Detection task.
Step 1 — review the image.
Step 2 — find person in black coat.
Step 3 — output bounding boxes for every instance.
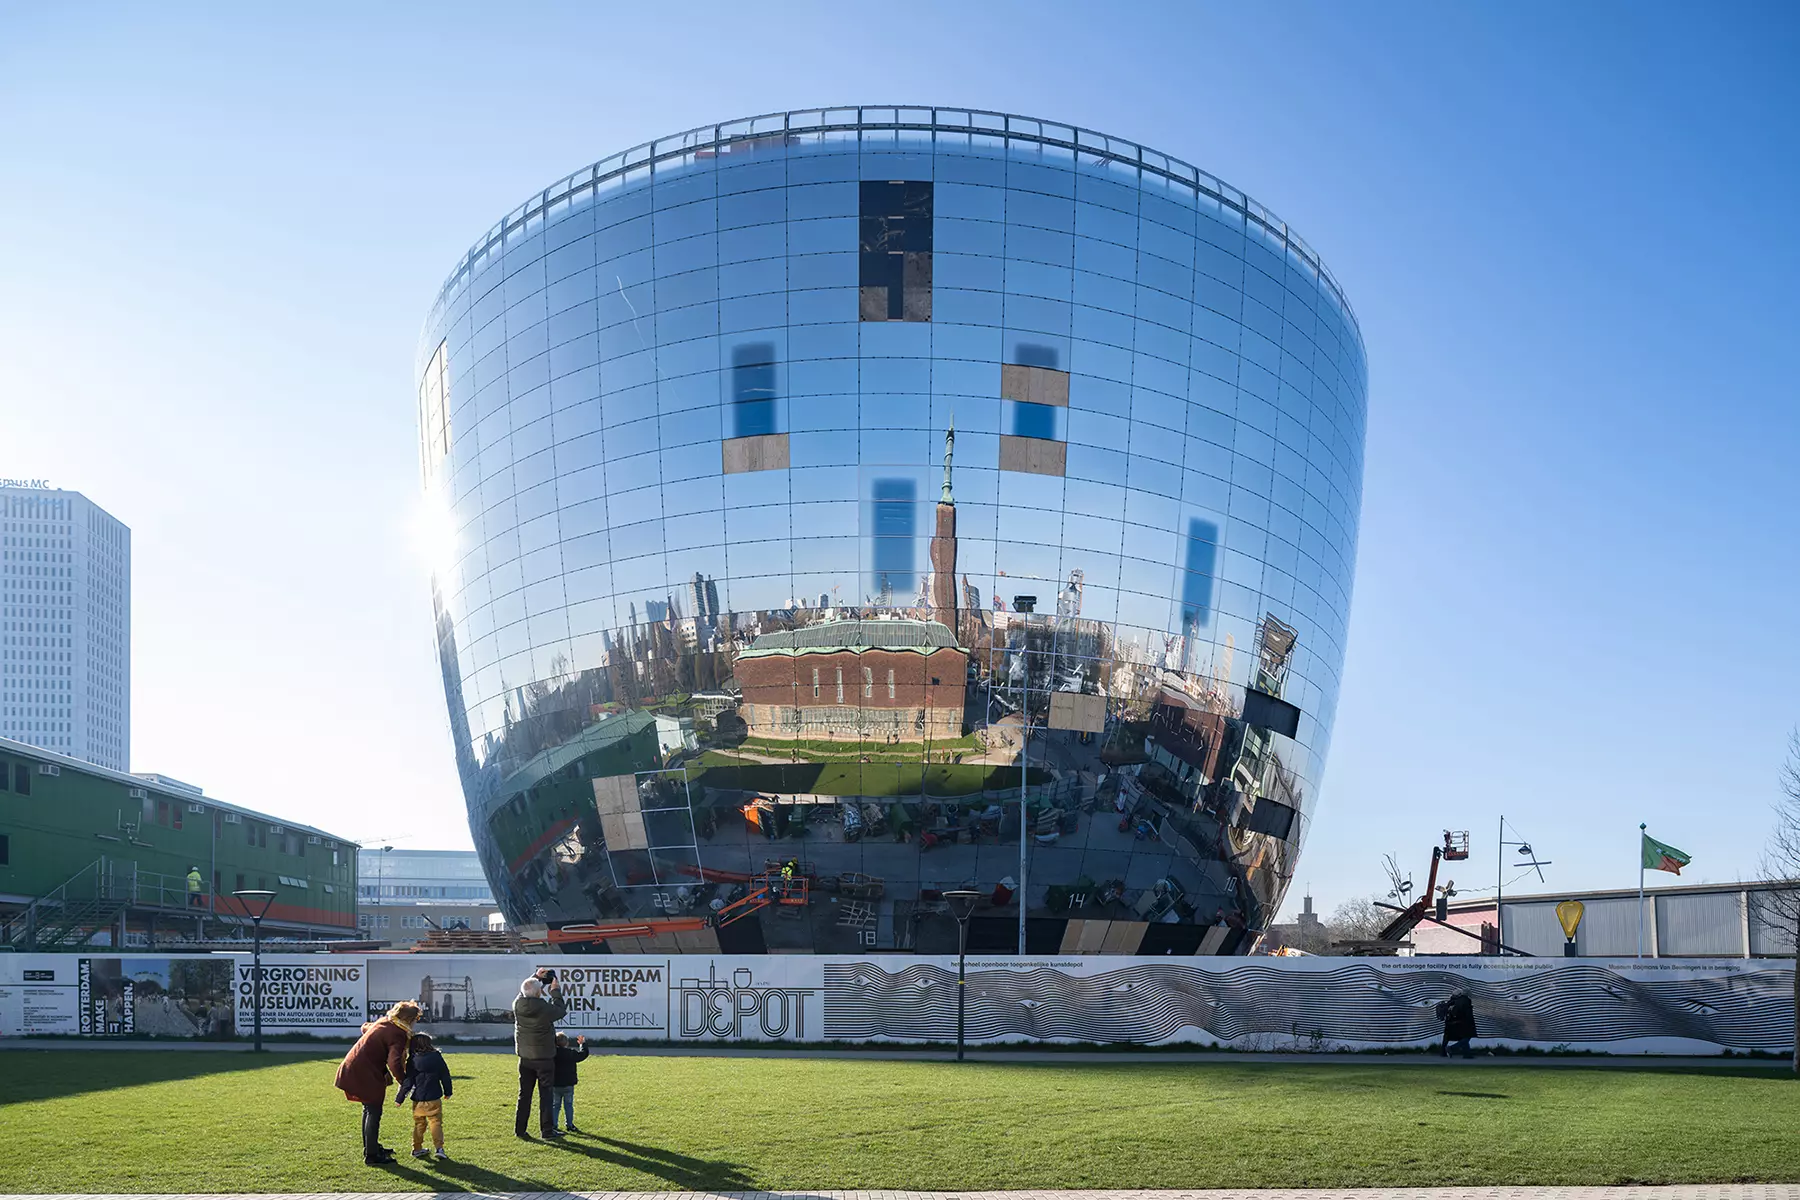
[1435,991,1477,1058]
[395,1033,455,1160]
[551,1032,590,1133]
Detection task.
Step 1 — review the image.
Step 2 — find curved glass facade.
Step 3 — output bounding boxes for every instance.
[418,108,1366,957]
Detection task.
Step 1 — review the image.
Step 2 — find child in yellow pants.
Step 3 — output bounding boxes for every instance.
[411,1099,444,1153]
[395,1033,453,1161]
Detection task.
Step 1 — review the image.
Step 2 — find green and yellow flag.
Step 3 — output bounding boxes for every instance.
[1642,832,1692,875]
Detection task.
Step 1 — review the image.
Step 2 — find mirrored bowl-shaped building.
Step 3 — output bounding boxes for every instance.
[418,107,1366,957]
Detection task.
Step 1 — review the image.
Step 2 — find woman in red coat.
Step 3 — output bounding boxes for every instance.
[335,1001,422,1164]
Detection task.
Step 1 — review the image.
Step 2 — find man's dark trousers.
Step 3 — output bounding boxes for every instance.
[516,1057,556,1135]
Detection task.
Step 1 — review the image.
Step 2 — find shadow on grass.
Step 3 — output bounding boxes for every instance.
[363,1136,753,1193]
[558,1135,754,1190]
[1437,1091,1510,1099]
[0,1049,341,1104]
[363,1159,561,1194]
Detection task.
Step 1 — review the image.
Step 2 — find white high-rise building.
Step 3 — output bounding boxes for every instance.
[0,480,130,770]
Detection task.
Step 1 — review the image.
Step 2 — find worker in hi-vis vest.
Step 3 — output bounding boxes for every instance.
[186,866,204,908]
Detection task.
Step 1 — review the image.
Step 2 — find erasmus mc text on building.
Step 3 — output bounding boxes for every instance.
[416,107,1366,958]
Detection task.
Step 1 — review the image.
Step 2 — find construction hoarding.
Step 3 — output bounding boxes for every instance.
[0,953,1790,1053]
[0,955,234,1037]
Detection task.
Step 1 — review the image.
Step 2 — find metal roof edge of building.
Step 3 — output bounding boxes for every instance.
[736,642,956,660]
[1447,877,1800,910]
[0,734,359,847]
[739,618,962,658]
[0,483,128,524]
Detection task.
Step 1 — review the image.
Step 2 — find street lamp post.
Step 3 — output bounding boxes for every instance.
[1495,817,1550,956]
[1012,595,1039,955]
[944,889,983,1062]
[231,889,277,1052]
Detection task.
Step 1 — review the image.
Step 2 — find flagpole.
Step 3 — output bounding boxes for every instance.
[1637,822,1646,959]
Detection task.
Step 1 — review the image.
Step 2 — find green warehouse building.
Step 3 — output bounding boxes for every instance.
[0,736,359,950]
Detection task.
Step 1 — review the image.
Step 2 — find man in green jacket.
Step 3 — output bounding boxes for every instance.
[513,972,568,1138]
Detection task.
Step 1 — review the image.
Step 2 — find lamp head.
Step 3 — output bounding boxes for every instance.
[943,889,983,922]
[230,888,277,920]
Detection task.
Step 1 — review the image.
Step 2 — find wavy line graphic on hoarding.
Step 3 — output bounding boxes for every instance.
[821,962,1793,1050]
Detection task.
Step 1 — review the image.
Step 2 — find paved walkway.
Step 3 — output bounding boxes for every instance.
[6,1189,1800,1200]
[0,1039,1785,1069]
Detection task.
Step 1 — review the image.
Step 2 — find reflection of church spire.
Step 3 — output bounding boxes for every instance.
[941,416,955,505]
[930,420,959,635]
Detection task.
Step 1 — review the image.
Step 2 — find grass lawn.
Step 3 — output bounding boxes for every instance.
[0,1052,1796,1192]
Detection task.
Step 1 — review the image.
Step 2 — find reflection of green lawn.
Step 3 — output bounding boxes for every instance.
[738,732,985,757]
[2,1052,1795,1192]
[694,757,1048,796]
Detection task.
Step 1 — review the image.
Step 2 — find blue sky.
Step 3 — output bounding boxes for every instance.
[1,3,1795,918]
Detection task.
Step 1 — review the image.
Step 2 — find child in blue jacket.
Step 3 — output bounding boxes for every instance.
[395,1032,454,1160]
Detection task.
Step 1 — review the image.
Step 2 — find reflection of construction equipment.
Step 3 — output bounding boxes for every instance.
[1133,877,1185,920]
[1255,614,1297,693]
[862,803,888,837]
[714,868,812,928]
[834,872,885,899]
[529,918,711,946]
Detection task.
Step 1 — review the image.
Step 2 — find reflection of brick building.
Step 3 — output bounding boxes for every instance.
[1145,684,1229,796]
[735,619,967,740]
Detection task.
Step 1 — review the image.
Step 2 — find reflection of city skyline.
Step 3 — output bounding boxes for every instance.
[423,108,1364,958]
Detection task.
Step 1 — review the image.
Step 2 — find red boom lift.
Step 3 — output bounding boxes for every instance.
[1374,830,1469,943]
